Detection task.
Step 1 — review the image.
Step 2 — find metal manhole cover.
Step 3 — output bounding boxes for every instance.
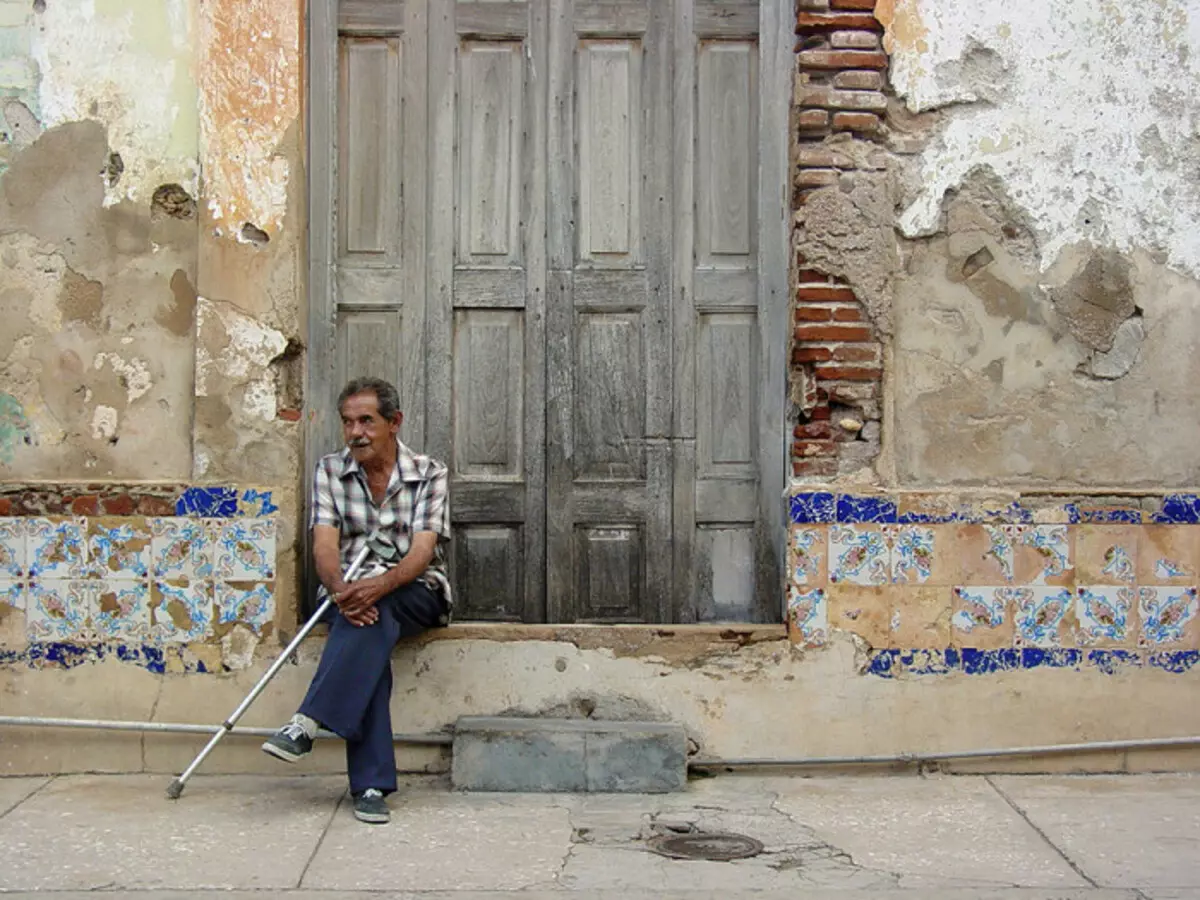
[647,832,764,861]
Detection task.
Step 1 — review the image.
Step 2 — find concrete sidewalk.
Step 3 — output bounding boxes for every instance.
[0,772,1197,899]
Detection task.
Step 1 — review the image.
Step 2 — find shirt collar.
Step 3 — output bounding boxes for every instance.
[337,438,431,483]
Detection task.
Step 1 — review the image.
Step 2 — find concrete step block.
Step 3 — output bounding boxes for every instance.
[451,716,687,793]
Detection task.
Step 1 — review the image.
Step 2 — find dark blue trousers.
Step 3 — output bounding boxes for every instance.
[298,581,444,796]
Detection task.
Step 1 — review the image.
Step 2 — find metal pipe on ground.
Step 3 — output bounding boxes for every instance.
[689,735,1200,769]
[0,715,452,746]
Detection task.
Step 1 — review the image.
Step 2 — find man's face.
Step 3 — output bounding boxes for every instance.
[340,391,401,467]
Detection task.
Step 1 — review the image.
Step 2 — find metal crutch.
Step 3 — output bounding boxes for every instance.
[165,532,396,799]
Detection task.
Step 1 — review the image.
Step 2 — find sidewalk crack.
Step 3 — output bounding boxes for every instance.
[0,774,56,821]
[142,675,166,773]
[297,788,346,889]
[985,775,1098,888]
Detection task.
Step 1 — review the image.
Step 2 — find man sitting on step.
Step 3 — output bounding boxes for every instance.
[262,376,451,824]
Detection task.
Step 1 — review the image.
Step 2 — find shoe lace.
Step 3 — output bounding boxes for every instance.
[280,722,308,741]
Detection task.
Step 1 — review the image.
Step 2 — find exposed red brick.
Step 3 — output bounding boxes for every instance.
[795,439,837,457]
[797,167,840,188]
[795,421,834,440]
[797,285,857,303]
[0,498,10,516]
[137,496,177,516]
[796,11,883,31]
[833,70,884,90]
[799,49,888,70]
[71,495,100,516]
[799,85,888,112]
[831,0,877,9]
[101,494,136,516]
[814,364,881,381]
[278,407,302,422]
[795,323,874,342]
[793,458,839,478]
[832,111,882,133]
[831,30,881,49]
[795,305,833,322]
[808,405,832,421]
[831,305,865,322]
[796,269,835,283]
[793,346,835,363]
[796,109,830,130]
[832,344,881,362]
[796,147,846,168]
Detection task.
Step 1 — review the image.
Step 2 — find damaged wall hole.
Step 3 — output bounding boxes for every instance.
[272,337,305,417]
[151,184,196,222]
[239,223,270,246]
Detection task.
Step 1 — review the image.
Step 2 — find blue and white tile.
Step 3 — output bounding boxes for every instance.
[951,587,1015,648]
[215,582,274,634]
[27,518,89,580]
[1152,494,1200,524]
[1075,586,1135,647]
[1137,586,1199,648]
[788,587,826,647]
[790,527,825,586]
[1012,587,1074,648]
[828,525,888,586]
[211,518,276,581]
[836,494,897,524]
[239,488,279,517]
[176,486,239,518]
[150,517,212,582]
[889,525,935,584]
[0,517,26,579]
[790,492,836,524]
[1016,525,1073,586]
[0,579,24,610]
[87,518,151,580]
[92,580,153,642]
[152,581,214,642]
[26,580,94,642]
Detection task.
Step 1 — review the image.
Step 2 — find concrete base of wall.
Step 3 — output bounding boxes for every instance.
[1,627,1198,778]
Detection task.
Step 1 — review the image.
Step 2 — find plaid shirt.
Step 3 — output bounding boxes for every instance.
[309,438,452,622]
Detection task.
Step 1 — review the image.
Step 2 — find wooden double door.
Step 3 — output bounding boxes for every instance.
[308,0,790,623]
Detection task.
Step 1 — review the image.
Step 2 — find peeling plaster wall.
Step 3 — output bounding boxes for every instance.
[883,0,1200,487]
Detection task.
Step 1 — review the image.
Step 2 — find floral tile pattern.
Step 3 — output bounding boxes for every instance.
[1075,525,1138,585]
[215,582,274,634]
[1013,587,1074,648]
[890,525,935,584]
[151,581,213,642]
[0,580,24,610]
[150,518,212,582]
[27,518,89,580]
[951,586,1015,649]
[0,517,25,580]
[1137,586,1199,648]
[1015,526,1073,586]
[212,518,276,581]
[829,525,888,585]
[26,581,94,642]
[787,587,826,647]
[1076,586,1135,647]
[790,527,825,586]
[93,581,152,641]
[1138,526,1200,585]
[87,518,151,580]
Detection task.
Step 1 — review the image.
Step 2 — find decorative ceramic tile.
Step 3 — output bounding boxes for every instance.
[889,525,935,584]
[1087,649,1144,675]
[27,518,89,580]
[896,492,964,524]
[960,647,1022,675]
[1075,586,1136,647]
[789,527,826,587]
[1012,587,1074,648]
[790,492,836,524]
[1147,650,1200,673]
[92,580,153,641]
[239,488,279,516]
[828,525,888,586]
[826,585,890,646]
[1014,526,1073,586]
[1066,503,1144,525]
[1074,525,1138,585]
[787,587,826,647]
[0,518,25,579]
[0,580,23,609]
[952,525,1019,584]
[150,517,212,582]
[1153,494,1200,524]
[176,486,239,517]
[1137,586,1199,648]
[214,581,274,634]
[87,518,151,580]
[1138,526,1200,585]
[26,580,94,642]
[951,586,1016,649]
[889,587,952,648]
[151,581,213,642]
[211,518,276,581]
[836,494,897,524]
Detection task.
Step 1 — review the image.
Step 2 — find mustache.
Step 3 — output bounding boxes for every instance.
[349,438,371,448]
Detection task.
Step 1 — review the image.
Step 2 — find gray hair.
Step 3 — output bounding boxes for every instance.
[337,377,401,421]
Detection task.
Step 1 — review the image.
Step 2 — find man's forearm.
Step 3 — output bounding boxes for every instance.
[314,541,347,595]
[378,547,435,593]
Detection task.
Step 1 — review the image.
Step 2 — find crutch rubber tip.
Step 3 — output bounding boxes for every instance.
[165,779,184,800]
